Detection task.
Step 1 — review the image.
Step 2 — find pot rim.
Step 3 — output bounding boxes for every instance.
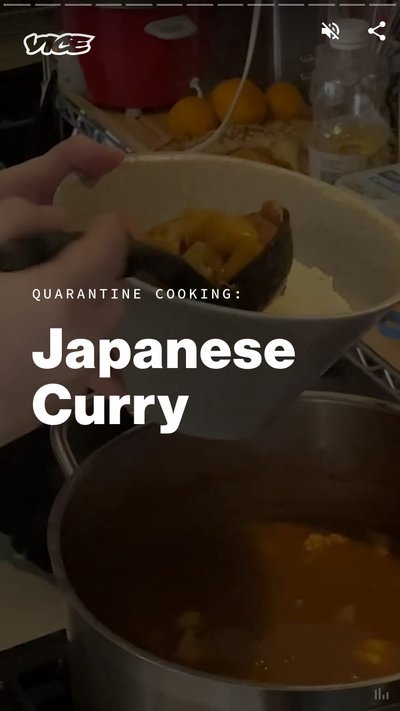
[48,390,400,694]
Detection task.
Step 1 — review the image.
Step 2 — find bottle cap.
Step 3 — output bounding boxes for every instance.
[330,18,369,50]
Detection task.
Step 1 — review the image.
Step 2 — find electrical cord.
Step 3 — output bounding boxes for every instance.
[187,4,262,153]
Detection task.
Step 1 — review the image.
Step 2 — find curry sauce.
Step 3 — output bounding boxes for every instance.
[169,523,400,685]
[176,523,400,684]
[65,519,400,686]
[132,523,400,685]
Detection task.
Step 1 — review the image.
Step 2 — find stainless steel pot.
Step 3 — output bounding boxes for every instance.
[49,392,400,711]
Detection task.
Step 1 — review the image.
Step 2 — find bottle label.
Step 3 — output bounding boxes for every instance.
[308,148,367,185]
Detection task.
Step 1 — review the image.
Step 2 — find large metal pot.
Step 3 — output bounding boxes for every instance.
[49,392,400,711]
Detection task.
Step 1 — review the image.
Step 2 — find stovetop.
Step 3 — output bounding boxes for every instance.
[0,631,69,711]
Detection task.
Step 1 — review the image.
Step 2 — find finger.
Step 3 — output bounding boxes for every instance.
[0,198,66,245]
[41,136,125,198]
[49,214,129,289]
[0,136,124,205]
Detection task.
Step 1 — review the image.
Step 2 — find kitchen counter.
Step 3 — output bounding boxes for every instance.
[0,535,66,652]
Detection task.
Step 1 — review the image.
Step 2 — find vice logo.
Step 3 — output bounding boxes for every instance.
[23,33,95,56]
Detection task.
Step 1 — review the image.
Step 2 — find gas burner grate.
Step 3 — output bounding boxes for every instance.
[0,631,71,711]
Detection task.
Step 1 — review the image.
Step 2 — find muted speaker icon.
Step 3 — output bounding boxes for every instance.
[321,22,340,41]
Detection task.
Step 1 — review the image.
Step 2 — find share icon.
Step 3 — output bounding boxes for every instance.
[368,21,386,41]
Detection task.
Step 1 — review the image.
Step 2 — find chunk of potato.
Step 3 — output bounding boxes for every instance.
[354,639,390,667]
[177,611,203,630]
[176,628,203,666]
[147,210,214,254]
[304,532,347,553]
[183,242,223,283]
[146,208,264,283]
[193,213,260,260]
[222,240,262,282]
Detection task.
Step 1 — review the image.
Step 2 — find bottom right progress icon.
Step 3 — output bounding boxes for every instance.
[374,686,390,702]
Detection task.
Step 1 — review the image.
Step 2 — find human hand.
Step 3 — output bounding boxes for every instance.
[0,134,124,205]
[0,138,129,446]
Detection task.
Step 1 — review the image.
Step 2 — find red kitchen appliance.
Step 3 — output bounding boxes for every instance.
[60,7,208,111]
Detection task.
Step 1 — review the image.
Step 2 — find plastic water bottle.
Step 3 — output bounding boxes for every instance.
[309,18,391,185]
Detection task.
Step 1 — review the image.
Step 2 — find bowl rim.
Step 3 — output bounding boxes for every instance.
[55,152,400,322]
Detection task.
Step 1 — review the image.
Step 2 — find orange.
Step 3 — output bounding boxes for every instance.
[167,96,218,141]
[211,78,266,126]
[265,82,307,121]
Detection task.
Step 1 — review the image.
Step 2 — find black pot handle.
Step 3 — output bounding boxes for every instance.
[50,418,79,479]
